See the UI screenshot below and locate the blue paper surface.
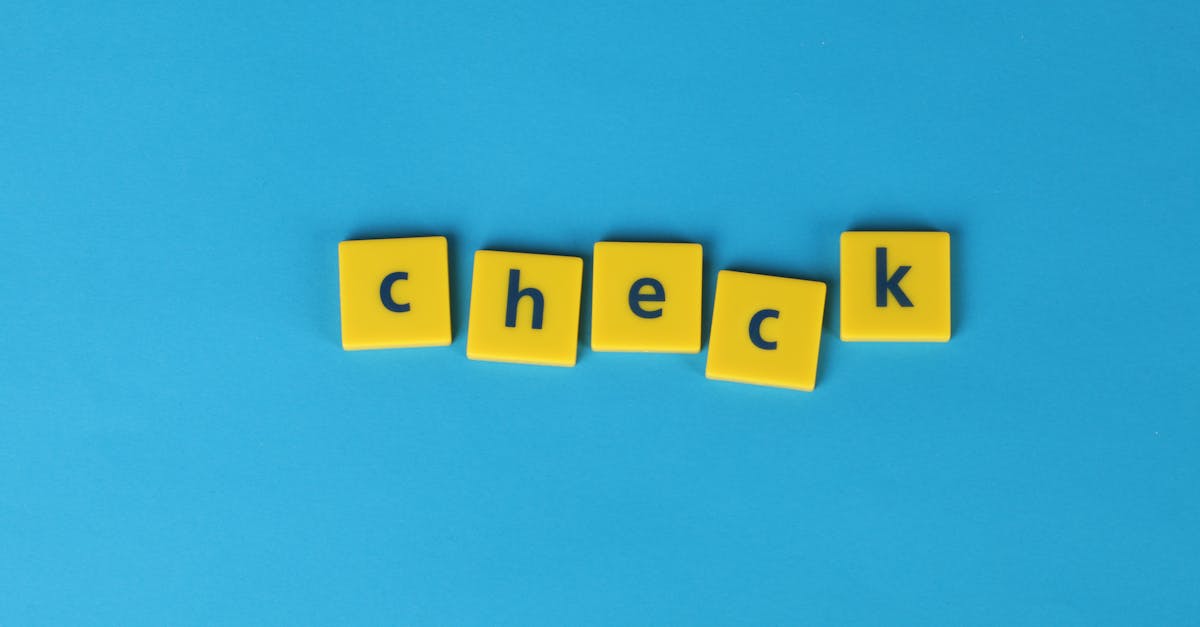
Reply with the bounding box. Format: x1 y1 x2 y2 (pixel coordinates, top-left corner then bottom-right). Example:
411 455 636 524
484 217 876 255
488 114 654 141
2 1 1198 624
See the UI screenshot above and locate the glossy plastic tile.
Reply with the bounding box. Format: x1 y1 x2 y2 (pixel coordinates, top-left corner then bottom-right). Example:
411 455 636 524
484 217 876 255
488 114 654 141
466 250 583 367
840 231 951 342
705 270 826 391
338 236 452 350
591 242 702 353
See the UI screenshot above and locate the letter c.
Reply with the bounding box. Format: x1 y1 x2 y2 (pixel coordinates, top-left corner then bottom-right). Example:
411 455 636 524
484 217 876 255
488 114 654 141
379 271 411 312
749 308 779 350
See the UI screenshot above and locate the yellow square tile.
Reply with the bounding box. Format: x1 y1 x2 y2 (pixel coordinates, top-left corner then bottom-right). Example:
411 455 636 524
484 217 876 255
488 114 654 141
590 242 702 353
840 231 951 342
338 236 452 350
705 270 827 391
466 250 583 367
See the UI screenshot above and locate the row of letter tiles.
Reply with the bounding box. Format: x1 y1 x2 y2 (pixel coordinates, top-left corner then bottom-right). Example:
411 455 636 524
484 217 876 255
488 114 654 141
337 232 951 389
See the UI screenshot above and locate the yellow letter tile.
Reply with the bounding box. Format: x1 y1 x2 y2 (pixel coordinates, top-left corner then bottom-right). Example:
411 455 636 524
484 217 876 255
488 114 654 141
840 231 951 342
466 250 583 367
338 236 452 350
590 242 702 353
705 270 826 391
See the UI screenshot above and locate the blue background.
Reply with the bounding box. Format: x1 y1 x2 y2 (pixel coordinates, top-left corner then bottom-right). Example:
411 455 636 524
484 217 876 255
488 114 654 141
2 1 1198 624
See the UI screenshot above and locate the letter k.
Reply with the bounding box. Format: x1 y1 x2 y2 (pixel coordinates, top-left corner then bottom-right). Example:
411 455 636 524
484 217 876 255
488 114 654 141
876 247 913 307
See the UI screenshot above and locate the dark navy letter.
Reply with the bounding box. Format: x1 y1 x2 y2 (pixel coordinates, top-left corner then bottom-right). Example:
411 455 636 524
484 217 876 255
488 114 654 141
505 269 545 329
628 278 665 319
379 271 411 313
875 247 913 307
749 308 780 350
